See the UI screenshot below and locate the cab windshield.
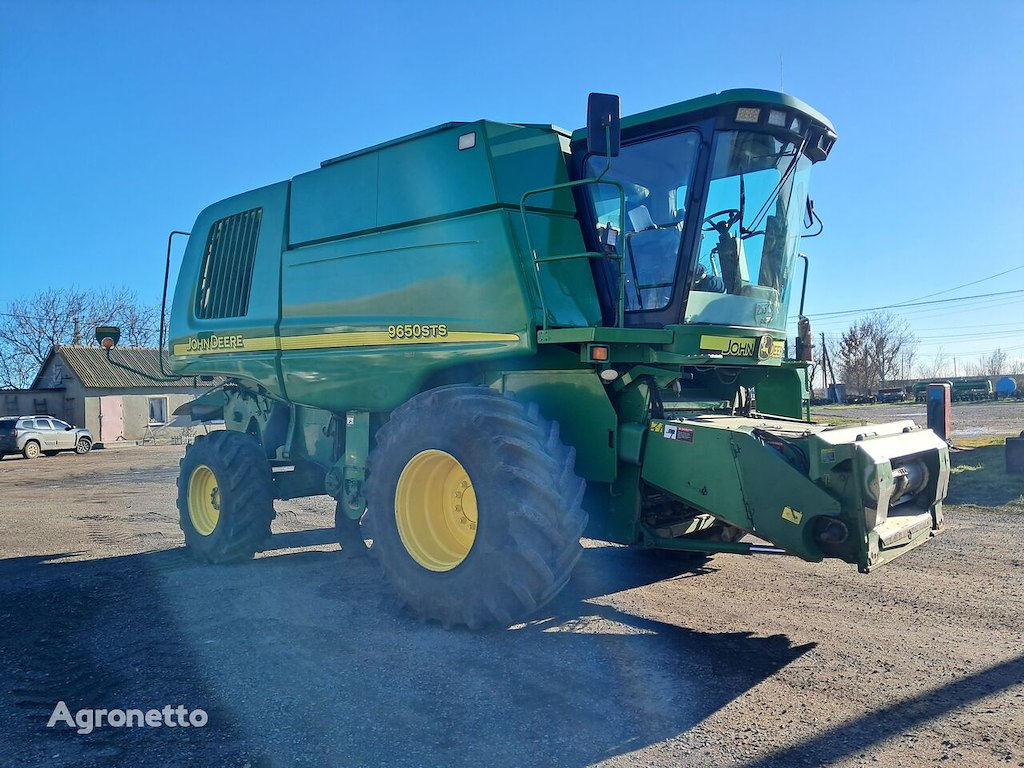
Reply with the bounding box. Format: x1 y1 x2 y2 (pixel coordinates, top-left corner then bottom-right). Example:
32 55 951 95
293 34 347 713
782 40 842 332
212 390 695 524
585 131 700 312
685 130 811 331
584 127 811 331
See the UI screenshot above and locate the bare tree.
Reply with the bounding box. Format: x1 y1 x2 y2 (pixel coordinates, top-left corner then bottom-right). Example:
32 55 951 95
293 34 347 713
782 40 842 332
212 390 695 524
0 286 158 389
917 349 949 380
977 348 1009 377
836 312 917 395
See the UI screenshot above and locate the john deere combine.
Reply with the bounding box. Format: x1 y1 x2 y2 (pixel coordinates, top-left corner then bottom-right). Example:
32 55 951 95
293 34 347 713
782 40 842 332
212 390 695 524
101 89 949 628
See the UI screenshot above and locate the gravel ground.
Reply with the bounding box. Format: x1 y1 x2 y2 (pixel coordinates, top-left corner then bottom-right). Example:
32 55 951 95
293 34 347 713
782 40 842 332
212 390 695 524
0 438 1022 768
812 399 1024 440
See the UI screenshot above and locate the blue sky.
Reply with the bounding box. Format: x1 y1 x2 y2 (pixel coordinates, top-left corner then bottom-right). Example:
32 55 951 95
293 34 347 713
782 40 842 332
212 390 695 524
2 0 1022 373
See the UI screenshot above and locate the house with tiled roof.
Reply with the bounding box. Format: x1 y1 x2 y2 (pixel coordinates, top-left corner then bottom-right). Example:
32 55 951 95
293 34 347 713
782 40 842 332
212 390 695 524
0 346 221 444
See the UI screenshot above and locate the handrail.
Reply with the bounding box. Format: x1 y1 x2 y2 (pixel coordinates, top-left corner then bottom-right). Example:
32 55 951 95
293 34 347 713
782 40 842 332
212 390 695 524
159 231 191 377
519 178 625 330
98 229 193 384
518 122 626 330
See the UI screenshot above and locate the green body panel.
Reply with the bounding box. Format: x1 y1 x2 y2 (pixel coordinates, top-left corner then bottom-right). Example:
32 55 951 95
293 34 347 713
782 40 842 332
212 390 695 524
508 210 601 328
278 210 537 411
749 366 807 420
642 421 757 528
168 181 289 392
499 369 618 482
168 121 599 410
538 327 674 344
584 376 654 543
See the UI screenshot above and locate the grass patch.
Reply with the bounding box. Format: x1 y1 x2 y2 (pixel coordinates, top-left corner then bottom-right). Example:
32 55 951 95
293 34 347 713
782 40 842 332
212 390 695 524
953 435 1009 449
810 415 870 427
946 436 1024 511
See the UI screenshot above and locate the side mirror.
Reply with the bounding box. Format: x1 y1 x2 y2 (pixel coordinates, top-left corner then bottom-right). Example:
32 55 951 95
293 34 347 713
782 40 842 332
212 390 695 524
797 316 814 362
65 426 72 431
95 326 121 349
587 92 620 158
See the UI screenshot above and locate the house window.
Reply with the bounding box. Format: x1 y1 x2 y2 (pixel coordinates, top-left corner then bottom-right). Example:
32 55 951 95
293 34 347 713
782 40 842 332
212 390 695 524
148 397 168 425
195 207 263 319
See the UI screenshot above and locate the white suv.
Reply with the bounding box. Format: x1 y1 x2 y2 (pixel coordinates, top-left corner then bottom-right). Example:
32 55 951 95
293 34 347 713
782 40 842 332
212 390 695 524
0 415 93 459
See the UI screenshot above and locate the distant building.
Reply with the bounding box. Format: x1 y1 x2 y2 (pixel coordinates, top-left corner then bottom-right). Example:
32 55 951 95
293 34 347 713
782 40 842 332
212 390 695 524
0 346 221 444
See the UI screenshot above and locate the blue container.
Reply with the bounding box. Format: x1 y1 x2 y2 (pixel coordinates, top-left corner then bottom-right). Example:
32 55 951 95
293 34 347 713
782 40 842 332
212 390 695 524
996 376 1018 398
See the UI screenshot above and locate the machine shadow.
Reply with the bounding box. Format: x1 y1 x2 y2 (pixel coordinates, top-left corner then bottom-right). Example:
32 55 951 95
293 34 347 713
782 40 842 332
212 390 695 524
741 652 1024 767
0 539 812 767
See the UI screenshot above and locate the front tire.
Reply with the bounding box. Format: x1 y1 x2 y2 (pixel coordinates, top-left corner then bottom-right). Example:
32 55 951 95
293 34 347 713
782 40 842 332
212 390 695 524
74 437 92 455
177 431 275 563
363 385 587 629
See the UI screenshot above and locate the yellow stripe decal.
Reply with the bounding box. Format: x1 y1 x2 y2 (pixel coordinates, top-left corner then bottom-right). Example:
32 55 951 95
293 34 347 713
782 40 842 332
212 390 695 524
173 330 521 356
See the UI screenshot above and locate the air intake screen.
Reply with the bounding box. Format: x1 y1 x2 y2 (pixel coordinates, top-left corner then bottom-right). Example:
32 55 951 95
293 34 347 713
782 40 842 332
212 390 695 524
194 208 263 319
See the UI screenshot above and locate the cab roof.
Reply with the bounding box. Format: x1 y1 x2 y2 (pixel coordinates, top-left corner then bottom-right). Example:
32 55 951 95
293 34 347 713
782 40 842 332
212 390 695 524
571 88 835 145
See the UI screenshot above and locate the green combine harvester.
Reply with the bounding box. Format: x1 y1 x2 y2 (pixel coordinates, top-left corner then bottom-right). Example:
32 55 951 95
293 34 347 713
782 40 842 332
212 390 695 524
99 89 950 628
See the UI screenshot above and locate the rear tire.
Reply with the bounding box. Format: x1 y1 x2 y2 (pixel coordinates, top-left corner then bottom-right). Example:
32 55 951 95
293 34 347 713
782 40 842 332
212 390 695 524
177 431 275 563
74 437 92 455
363 385 587 629
22 441 40 460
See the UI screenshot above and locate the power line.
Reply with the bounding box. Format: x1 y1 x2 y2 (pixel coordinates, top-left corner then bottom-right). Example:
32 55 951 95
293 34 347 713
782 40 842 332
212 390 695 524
890 265 1024 306
913 328 1024 341
799 288 1024 321
809 296 1024 331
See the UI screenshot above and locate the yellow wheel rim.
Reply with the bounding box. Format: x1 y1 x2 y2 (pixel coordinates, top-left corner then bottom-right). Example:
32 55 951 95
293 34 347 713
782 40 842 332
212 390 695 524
188 464 221 536
395 449 478 572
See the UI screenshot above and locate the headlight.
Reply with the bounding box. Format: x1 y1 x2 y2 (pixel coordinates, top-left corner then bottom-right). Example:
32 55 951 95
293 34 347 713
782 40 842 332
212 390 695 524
864 468 880 508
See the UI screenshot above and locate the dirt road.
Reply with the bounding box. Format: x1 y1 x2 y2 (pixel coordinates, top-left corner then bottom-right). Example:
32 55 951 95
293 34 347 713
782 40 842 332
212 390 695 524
1 445 1022 767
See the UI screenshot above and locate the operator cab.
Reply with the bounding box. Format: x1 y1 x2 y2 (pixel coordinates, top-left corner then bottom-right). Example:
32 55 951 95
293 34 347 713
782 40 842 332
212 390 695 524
571 90 836 335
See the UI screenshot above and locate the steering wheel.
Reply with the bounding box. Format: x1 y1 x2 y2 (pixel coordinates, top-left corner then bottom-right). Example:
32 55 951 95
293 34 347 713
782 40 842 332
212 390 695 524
702 208 742 232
